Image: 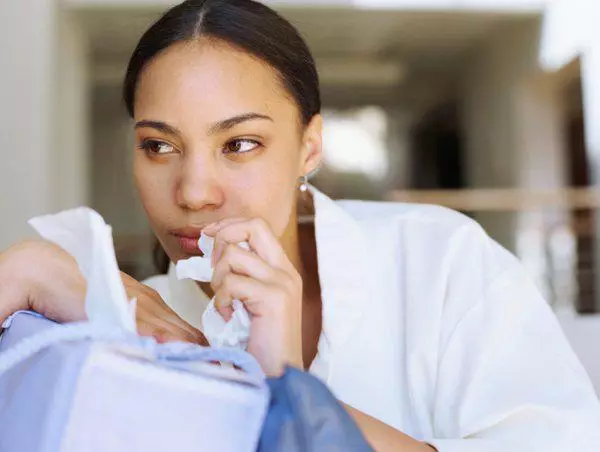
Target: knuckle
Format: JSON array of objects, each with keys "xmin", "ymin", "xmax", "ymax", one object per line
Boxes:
[
  {"xmin": 145, "ymin": 286, "xmax": 162, "ymax": 301},
  {"xmin": 186, "ymin": 330, "xmax": 207, "ymax": 346},
  {"xmin": 5, "ymin": 240, "xmax": 43, "ymax": 262},
  {"xmin": 138, "ymin": 322, "xmax": 165, "ymax": 340},
  {"xmin": 152, "ymin": 327, "xmax": 169, "ymax": 343},
  {"xmin": 222, "ymin": 273, "xmax": 236, "ymax": 290},
  {"xmin": 222, "ymin": 243, "xmax": 237, "ymax": 259},
  {"xmin": 250, "ymin": 217, "xmax": 267, "ymax": 230},
  {"xmin": 136, "ymin": 321, "xmax": 150, "ymax": 335},
  {"xmin": 209, "ymin": 278, "xmax": 219, "ymax": 293},
  {"xmin": 139, "ymin": 292, "xmax": 162, "ymax": 311}
]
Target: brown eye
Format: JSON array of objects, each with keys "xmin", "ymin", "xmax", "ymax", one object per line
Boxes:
[
  {"xmin": 139, "ymin": 140, "xmax": 176, "ymax": 155},
  {"xmin": 223, "ymin": 139, "xmax": 260, "ymax": 154}
]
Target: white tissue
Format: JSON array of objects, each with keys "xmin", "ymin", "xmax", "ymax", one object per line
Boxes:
[
  {"xmin": 202, "ymin": 300, "xmax": 251, "ymax": 349},
  {"xmin": 28, "ymin": 208, "xmax": 137, "ymax": 334},
  {"xmin": 199, "ymin": 233, "xmax": 215, "ymax": 256},
  {"xmin": 174, "ymin": 232, "xmax": 216, "ymax": 281},
  {"xmin": 175, "ymin": 256, "xmax": 213, "ymax": 282},
  {"xmin": 175, "ymin": 233, "xmax": 251, "ymax": 350}
]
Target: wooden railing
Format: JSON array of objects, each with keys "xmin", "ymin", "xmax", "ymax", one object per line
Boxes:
[
  {"xmin": 389, "ymin": 186, "xmax": 600, "ymax": 312},
  {"xmin": 387, "ymin": 187, "xmax": 600, "ymax": 212}
]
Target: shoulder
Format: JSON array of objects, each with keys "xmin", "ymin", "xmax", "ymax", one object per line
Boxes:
[
  {"xmin": 338, "ymin": 199, "xmax": 521, "ymax": 293},
  {"xmin": 338, "ymin": 198, "xmax": 481, "ymax": 232},
  {"xmin": 340, "ymin": 199, "xmax": 509, "ymax": 255}
]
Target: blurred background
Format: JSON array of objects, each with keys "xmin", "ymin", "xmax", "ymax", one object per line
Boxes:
[{"xmin": 2, "ymin": 0, "xmax": 600, "ymax": 389}]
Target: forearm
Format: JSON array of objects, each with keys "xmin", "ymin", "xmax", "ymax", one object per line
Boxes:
[{"xmin": 343, "ymin": 403, "xmax": 436, "ymax": 452}]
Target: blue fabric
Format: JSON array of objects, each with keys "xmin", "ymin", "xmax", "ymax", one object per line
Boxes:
[
  {"xmin": 0, "ymin": 313, "xmax": 372, "ymax": 451},
  {"xmin": 259, "ymin": 367, "xmax": 373, "ymax": 452},
  {"xmin": 0, "ymin": 312, "xmax": 92, "ymax": 452},
  {"xmin": 0, "ymin": 311, "xmax": 267, "ymax": 452}
]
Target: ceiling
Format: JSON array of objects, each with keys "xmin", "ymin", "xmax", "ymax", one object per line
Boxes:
[
  {"xmin": 74, "ymin": 5, "xmax": 540, "ymax": 109},
  {"xmin": 77, "ymin": 6, "xmax": 537, "ymax": 63}
]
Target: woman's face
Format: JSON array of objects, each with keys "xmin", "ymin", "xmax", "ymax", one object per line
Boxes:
[{"xmin": 132, "ymin": 39, "xmax": 322, "ymax": 263}]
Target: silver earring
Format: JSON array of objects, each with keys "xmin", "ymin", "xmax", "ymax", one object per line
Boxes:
[{"xmin": 298, "ymin": 174, "xmax": 309, "ymax": 192}]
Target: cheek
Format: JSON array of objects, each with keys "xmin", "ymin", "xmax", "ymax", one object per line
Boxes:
[
  {"xmin": 133, "ymin": 158, "xmax": 174, "ymax": 226},
  {"xmin": 224, "ymin": 152, "xmax": 299, "ymax": 237}
]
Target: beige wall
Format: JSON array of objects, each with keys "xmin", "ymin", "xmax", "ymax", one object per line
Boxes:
[
  {"xmin": 0, "ymin": 0, "xmax": 57, "ymax": 249},
  {"xmin": 55, "ymin": 11, "xmax": 91, "ymax": 213},
  {"xmin": 90, "ymin": 86, "xmax": 148, "ymax": 238},
  {"xmin": 0, "ymin": 1, "xmax": 90, "ymax": 250},
  {"xmin": 461, "ymin": 19, "xmax": 567, "ymax": 251}
]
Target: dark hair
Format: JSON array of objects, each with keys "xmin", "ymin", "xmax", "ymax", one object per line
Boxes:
[
  {"xmin": 125, "ymin": 0, "xmax": 321, "ymax": 274},
  {"xmin": 123, "ymin": 0, "xmax": 321, "ymax": 125}
]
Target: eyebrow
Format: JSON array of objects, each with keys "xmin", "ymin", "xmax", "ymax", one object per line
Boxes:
[
  {"xmin": 134, "ymin": 120, "xmax": 182, "ymax": 137},
  {"xmin": 134, "ymin": 113, "xmax": 273, "ymax": 137},
  {"xmin": 208, "ymin": 113, "xmax": 273, "ymax": 135}
]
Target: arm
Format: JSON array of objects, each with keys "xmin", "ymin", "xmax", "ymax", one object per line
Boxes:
[
  {"xmin": 344, "ymin": 403, "xmax": 436, "ymax": 452},
  {"xmin": 344, "ymin": 271, "xmax": 600, "ymax": 452},
  {"xmin": 205, "ymin": 219, "xmax": 436, "ymax": 450},
  {"xmin": 428, "ymin": 263, "xmax": 600, "ymax": 451},
  {"xmin": 0, "ymin": 240, "xmax": 87, "ymax": 324}
]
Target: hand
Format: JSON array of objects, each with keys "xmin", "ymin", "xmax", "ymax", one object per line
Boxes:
[
  {"xmin": 0, "ymin": 240, "xmax": 207, "ymax": 345},
  {"xmin": 204, "ymin": 218, "xmax": 303, "ymax": 377},
  {"xmin": 122, "ymin": 272, "xmax": 207, "ymax": 345},
  {"xmin": 0, "ymin": 240, "xmax": 87, "ymax": 324}
]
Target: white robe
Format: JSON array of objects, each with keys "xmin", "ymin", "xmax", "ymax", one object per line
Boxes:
[{"xmin": 144, "ymin": 188, "xmax": 600, "ymax": 451}]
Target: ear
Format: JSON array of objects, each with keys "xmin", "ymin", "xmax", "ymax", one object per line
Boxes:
[{"xmin": 299, "ymin": 114, "xmax": 323, "ymax": 177}]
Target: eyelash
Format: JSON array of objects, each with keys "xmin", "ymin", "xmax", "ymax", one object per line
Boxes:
[
  {"xmin": 137, "ymin": 140, "xmax": 175, "ymax": 155},
  {"xmin": 223, "ymin": 138, "xmax": 262, "ymax": 154},
  {"xmin": 137, "ymin": 138, "xmax": 262, "ymax": 156}
]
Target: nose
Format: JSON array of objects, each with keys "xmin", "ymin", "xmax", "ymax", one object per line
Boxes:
[{"xmin": 175, "ymin": 153, "xmax": 224, "ymax": 211}]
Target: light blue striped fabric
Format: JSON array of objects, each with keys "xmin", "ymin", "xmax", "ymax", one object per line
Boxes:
[{"xmin": 0, "ymin": 311, "xmax": 267, "ymax": 452}]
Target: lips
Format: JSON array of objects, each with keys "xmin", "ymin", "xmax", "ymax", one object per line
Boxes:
[
  {"xmin": 177, "ymin": 235, "xmax": 202, "ymax": 254},
  {"xmin": 170, "ymin": 226, "xmax": 207, "ymax": 255}
]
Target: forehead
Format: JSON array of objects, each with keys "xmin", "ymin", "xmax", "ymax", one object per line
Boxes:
[{"xmin": 134, "ymin": 39, "xmax": 298, "ymax": 126}]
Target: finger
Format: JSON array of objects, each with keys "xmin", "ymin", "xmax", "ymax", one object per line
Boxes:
[
  {"xmin": 136, "ymin": 321, "xmax": 166, "ymax": 341},
  {"xmin": 131, "ymin": 284, "xmax": 209, "ymax": 345},
  {"xmin": 215, "ymin": 302, "xmax": 234, "ymax": 322},
  {"xmin": 212, "ymin": 278, "xmax": 234, "ymax": 321},
  {"xmin": 137, "ymin": 321, "xmax": 208, "ymax": 346},
  {"xmin": 214, "ymin": 273, "xmax": 285, "ymax": 319},
  {"xmin": 211, "ymin": 237, "xmax": 251, "ymax": 268},
  {"xmin": 161, "ymin": 315, "xmax": 208, "ymax": 345},
  {"xmin": 207, "ymin": 218, "xmax": 250, "ymax": 267},
  {"xmin": 203, "ymin": 217, "xmax": 248, "ymax": 236},
  {"xmin": 138, "ymin": 306, "xmax": 204, "ymax": 343},
  {"xmin": 150, "ymin": 327, "xmax": 190, "ymax": 344},
  {"xmin": 211, "ymin": 243, "xmax": 275, "ymax": 289},
  {"xmin": 212, "ymin": 238, "xmax": 224, "ymax": 268},
  {"xmin": 214, "ymin": 273, "xmax": 261, "ymax": 316},
  {"xmin": 212, "ymin": 218, "xmax": 288, "ymax": 269}
]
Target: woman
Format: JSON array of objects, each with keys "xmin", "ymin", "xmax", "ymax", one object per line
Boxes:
[{"xmin": 0, "ymin": 1, "xmax": 599, "ymax": 450}]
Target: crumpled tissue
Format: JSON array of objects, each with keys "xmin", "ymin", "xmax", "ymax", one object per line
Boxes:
[
  {"xmin": 175, "ymin": 234, "xmax": 251, "ymax": 350},
  {"xmin": 28, "ymin": 207, "xmax": 137, "ymax": 334}
]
